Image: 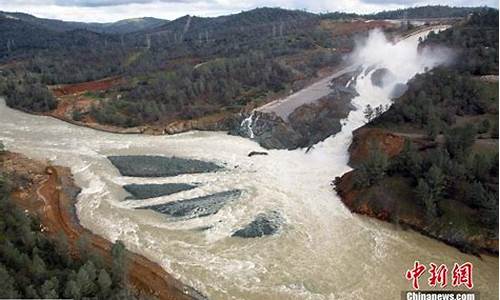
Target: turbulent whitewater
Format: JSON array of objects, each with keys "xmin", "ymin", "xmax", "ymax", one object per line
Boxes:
[{"xmin": 0, "ymin": 27, "xmax": 497, "ymax": 299}]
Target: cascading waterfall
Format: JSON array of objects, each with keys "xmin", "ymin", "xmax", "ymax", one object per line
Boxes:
[
  {"xmin": 311, "ymin": 27, "xmax": 450, "ymax": 161},
  {"xmin": 345, "ymin": 76, "xmax": 355, "ymax": 88},
  {"xmin": 240, "ymin": 110, "xmax": 257, "ymax": 139}
]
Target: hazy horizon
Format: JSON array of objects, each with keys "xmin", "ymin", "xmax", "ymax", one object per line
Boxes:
[{"xmin": 0, "ymin": 0, "xmax": 498, "ymax": 23}]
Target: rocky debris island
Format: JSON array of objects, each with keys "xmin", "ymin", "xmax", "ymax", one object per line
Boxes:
[
  {"xmin": 108, "ymin": 155, "xmax": 222, "ymax": 177},
  {"xmin": 139, "ymin": 190, "xmax": 242, "ymax": 219},
  {"xmin": 232, "ymin": 211, "xmax": 283, "ymax": 238},
  {"xmin": 124, "ymin": 183, "xmax": 198, "ymax": 200}
]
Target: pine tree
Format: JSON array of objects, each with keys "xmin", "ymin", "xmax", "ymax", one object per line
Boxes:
[
  {"xmin": 98, "ymin": 269, "xmax": 112, "ymax": 296},
  {"xmin": 426, "ymin": 165, "xmax": 445, "ymax": 198},
  {"xmin": 54, "ymin": 231, "xmax": 72, "ymax": 266},
  {"xmin": 76, "ymin": 266, "xmax": 97, "ymax": 297},
  {"xmin": 364, "ymin": 104, "xmax": 374, "ymax": 122},
  {"xmin": 39, "ymin": 277, "xmax": 59, "ymax": 299},
  {"xmin": 63, "ymin": 280, "xmax": 81, "ymax": 300},
  {"xmin": 426, "ymin": 118, "xmax": 440, "ymax": 141},
  {"xmin": 0, "ymin": 264, "xmax": 19, "ymax": 298},
  {"xmin": 445, "ymin": 125, "xmax": 476, "ymax": 160},
  {"xmin": 416, "ymin": 165, "xmax": 445, "ymax": 217},
  {"xmin": 416, "ymin": 179, "xmax": 436, "ymax": 217},
  {"xmin": 76, "ymin": 233, "xmax": 90, "ymax": 261},
  {"xmin": 25, "ymin": 285, "xmax": 39, "ymax": 299},
  {"xmin": 83, "ymin": 260, "xmax": 97, "ymax": 282},
  {"xmin": 31, "ymin": 254, "xmax": 47, "ymax": 282},
  {"xmin": 111, "ymin": 240, "xmax": 127, "ymax": 286}
]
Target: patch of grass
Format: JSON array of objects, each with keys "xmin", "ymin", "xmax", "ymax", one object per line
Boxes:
[
  {"xmin": 83, "ymin": 91, "xmax": 105, "ymax": 100},
  {"xmin": 471, "ymin": 139, "xmax": 498, "ymax": 155},
  {"xmin": 125, "ymin": 51, "xmax": 144, "ymax": 67},
  {"xmin": 438, "ymin": 199, "xmax": 483, "ymax": 237},
  {"xmin": 477, "ymin": 80, "xmax": 499, "ymax": 104}
]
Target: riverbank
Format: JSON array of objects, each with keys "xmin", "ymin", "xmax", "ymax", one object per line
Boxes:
[
  {"xmin": 1, "ymin": 151, "xmax": 202, "ymax": 300},
  {"xmin": 335, "ymin": 126, "xmax": 499, "ymax": 255}
]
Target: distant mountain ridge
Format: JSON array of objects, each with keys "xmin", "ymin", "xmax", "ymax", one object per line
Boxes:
[
  {"xmin": 367, "ymin": 5, "xmax": 489, "ymax": 19},
  {"xmin": 1, "ymin": 5, "xmax": 495, "ymax": 62},
  {"xmin": 0, "ymin": 11, "xmax": 168, "ymax": 34},
  {"xmin": 1, "ymin": 5, "xmax": 490, "ymax": 37},
  {"xmin": 104, "ymin": 17, "xmax": 168, "ymax": 34},
  {"xmin": 136, "ymin": 7, "xmax": 318, "ymax": 43}
]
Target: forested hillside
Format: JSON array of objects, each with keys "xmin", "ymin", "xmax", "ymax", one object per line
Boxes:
[
  {"xmin": 369, "ymin": 5, "xmax": 485, "ymax": 19},
  {"xmin": 0, "ymin": 6, "xmax": 493, "ymax": 130},
  {"xmin": 0, "ymin": 160, "xmax": 137, "ymax": 299},
  {"xmin": 0, "ymin": 7, "xmax": 358, "ymax": 127},
  {"xmin": 422, "ymin": 8, "xmax": 498, "ymax": 75},
  {"xmin": 0, "ymin": 11, "xmax": 167, "ymax": 33}
]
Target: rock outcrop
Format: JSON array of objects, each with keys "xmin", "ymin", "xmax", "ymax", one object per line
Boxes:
[
  {"xmin": 140, "ymin": 190, "xmax": 242, "ymax": 219},
  {"xmin": 124, "ymin": 183, "xmax": 197, "ymax": 200},
  {"xmin": 232, "ymin": 211, "xmax": 283, "ymax": 238},
  {"xmin": 108, "ymin": 155, "xmax": 222, "ymax": 177}
]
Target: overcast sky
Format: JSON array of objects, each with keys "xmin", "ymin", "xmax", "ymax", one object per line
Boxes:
[{"xmin": 0, "ymin": 0, "xmax": 497, "ymax": 22}]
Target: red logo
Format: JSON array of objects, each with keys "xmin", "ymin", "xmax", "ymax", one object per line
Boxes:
[
  {"xmin": 405, "ymin": 261, "xmax": 473, "ymax": 290},
  {"xmin": 428, "ymin": 263, "xmax": 448, "ymax": 288},
  {"xmin": 405, "ymin": 261, "xmax": 426, "ymax": 290},
  {"xmin": 452, "ymin": 262, "xmax": 474, "ymax": 289}
]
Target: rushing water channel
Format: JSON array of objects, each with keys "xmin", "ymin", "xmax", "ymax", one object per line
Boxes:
[{"xmin": 0, "ymin": 28, "xmax": 497, "ymax": 299}]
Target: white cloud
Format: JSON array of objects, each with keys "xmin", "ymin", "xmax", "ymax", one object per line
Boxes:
[{"xmin": 0, "ymin": 0, "xmax": 496, "ymax": 22}]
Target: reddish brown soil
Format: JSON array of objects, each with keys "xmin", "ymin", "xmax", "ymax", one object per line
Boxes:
[
  {"xmin": 50, "ymin": 77, "xmax": 123, "ymax": 97},
  {"xmin": 321, "ymin": 20, "xmax": 395, "ymax": 36},
  {"xmin": 335, "ymin": 171, "xmax": 397, "ymax": 222},
  {"xmin": 49, "ymin": 95, "xmax": 96, "ymax": 120},
  {"xmin": 2, "ymin": 152, "xmax": 196, "ymax": 300},
  {"xmin": 348, "ymin": 127, "xmax": 405, "ymax": 167}
]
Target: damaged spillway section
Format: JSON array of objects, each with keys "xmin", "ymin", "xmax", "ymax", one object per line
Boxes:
[
  {"xmin": 108, "ymin": 155, "xmax": 240, "ymax": 218},
  {"xmin": 230, "ymin": 68, "xmax": 361, "ymax": 150},
  {"xmin": 108, "ymin": 155, "xmax": 222, "ymax": 177},
  {"xmin": 124, "ymin": 183, "xmax": 197, "ymax": 200},
  {"xmin": 230, "ymin": 26, "xmax": 451, "ymax": 151},
  {"xmin": 108, "ymin": 155, "xmax": 283, "ymax": 237},
  {"xmin": 139, "ymin": 190, "xmax": 242, "ymax": 219}
]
